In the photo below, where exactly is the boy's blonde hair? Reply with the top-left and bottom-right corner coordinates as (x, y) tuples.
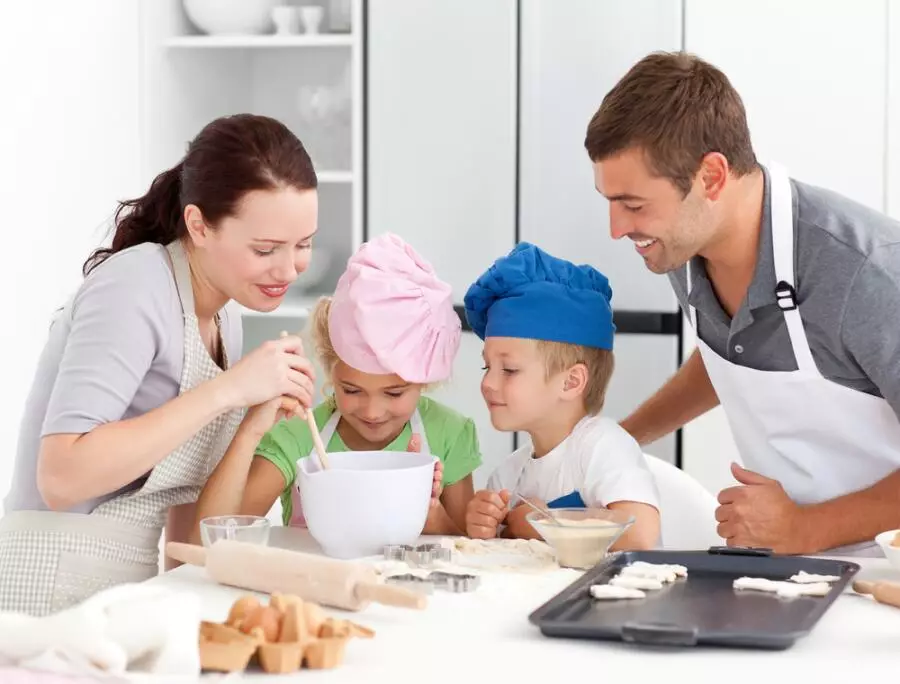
(536, 340), (615, 416)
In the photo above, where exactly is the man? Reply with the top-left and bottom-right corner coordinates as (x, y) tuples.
(586, 51), (900, 556)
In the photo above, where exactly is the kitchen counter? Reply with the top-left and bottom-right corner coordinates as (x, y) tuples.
(147, 528), (900, 683)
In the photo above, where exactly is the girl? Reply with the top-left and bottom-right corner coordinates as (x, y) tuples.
(193, 233), (482, 536)
(0, 114), (318, 616)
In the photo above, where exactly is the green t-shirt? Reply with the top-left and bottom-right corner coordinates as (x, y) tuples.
(255, 396), (483, 526)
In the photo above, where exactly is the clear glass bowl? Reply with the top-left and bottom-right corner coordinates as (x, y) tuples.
(199, 515), (271, 548)
(526, 507), (635, 570)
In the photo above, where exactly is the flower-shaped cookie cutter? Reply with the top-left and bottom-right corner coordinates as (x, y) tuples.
(384, 570), (480, 593)
(382, 543), (452, 566)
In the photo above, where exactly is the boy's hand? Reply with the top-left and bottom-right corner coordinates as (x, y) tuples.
(503, 498), (546, 540)
(466, 489), (510, 539)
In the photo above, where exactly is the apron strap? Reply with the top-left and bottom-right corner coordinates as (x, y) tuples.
(767, 163), (819, 376)
(686, 261), (698, 331)
(410, 408), (431, 455)
(165, 240), (196, 318)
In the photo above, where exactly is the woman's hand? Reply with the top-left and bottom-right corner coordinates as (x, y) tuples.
(217, 334), (315, 410)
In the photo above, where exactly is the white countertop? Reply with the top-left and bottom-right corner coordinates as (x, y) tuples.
(147, 528), (900, 683)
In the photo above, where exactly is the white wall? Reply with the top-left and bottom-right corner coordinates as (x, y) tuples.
(0, 1), (144, 511)
(680, 0), (891, 496)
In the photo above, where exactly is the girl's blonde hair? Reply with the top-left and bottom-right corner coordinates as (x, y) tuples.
(308, 295), (439, 394)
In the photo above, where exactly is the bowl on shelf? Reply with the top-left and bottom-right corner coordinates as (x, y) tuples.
(875, 529), (900, 570)
(526, 507), (634, 570)
(183, 0), (281, 36)
(297, 450), (435, 559)
(199, 515), (271, 548)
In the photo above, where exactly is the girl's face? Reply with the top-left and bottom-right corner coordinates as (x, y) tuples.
(331, 361), (422, 447)
(187, 187), (319, 312)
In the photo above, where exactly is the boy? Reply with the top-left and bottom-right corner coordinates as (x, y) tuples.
(463, 242), (661, 549)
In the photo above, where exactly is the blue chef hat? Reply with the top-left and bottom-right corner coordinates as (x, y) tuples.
(463, 242), (615, 350)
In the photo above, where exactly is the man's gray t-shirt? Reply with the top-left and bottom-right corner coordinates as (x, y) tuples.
(5, 243), (243, 514)
(669, 166), (900, 419)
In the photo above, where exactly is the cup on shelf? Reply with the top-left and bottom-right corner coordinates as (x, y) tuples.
(300, 5), (325, 34)
(271, 6), (301, 35)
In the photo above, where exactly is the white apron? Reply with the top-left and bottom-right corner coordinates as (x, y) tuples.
(688, 163), (900, 557)
(289, 409), (430, 527)
(0, 240), (245, 615)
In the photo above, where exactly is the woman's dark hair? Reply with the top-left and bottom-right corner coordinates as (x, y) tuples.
(84, 113), (317, 275)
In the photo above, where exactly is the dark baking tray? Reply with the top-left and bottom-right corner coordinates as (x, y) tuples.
(528, 547), (859, 650)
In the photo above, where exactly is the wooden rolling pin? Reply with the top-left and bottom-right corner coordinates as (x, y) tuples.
(167, 541), (426, 611)
(852, 579), (900, 608)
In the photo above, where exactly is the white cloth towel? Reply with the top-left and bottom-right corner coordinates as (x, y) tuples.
(0, 583), (202, 681)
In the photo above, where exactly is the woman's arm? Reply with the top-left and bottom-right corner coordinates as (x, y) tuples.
(189, 398), (296, 544)
(37, 248), (313, 511)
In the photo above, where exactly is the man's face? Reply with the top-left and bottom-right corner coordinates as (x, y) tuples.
(592, 148), (715, 274)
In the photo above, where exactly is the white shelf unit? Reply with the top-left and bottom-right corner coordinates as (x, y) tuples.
(166, 34), (355, 49)
(140, 0), (364, 361)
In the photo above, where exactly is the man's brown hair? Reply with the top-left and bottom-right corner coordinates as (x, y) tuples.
(537, 341), (614, 416)
(585, 51), (758, 196)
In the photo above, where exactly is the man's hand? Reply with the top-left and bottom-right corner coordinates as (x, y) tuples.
(716, 463), (812, 554)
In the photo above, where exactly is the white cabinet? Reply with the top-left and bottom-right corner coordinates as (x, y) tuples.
(367, 0), (519, 468)
(685, 0), (888, 211)
(366, 0), (518, 299)
(888, 2), (900, 220)
(519, 0), (682, 313)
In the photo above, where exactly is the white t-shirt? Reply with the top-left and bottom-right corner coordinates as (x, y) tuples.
(487, 414), (660, 510)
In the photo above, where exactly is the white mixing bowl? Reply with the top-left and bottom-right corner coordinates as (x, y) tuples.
(297, 451), (435, 559)
(183, 0), (280, 35)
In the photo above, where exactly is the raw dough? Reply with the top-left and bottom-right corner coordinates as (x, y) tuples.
(620, 562), (686, 583)
(448, 538), (557, 573)
(590, 584), (646, 600)
(789, 570), (840, 584)
(734, 576), (830, 597)
(629, 561), (688, 578)
(609, 575), (664, 591)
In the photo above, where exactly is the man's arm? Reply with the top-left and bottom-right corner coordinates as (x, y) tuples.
(620, 349), (720, 445)
(809, 249), (900, 550)
(801, 471), (900, 552)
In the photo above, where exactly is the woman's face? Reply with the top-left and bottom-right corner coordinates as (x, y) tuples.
(188, 187), (319, 312)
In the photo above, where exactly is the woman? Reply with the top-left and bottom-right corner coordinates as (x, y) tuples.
(0, 114), (318, 616)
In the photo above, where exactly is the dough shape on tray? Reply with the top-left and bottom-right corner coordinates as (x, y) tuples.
(590, 584), (646, 600)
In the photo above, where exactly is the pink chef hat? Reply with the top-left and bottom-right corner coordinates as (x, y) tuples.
(328, 233), (461, 383)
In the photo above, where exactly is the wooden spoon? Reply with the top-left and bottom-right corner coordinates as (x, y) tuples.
(280, 330), (329, 469)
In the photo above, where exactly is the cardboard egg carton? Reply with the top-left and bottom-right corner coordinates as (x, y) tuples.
(199, 592), (374, 674)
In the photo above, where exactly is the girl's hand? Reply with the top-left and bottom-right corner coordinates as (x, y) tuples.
(218, 334), (315, 410)
(240, 396), (302, 440)
(406, 433), (443, 507)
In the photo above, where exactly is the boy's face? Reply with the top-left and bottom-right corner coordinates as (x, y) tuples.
(480, 337), (566, 432)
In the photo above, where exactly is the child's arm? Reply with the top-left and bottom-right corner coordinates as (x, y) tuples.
(581, 422), (662, 551)
(609, 501), (660, 550)
(500, 498), (546, 540)
(436, 475), (475, 533)
(189, 397), (293, 544)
